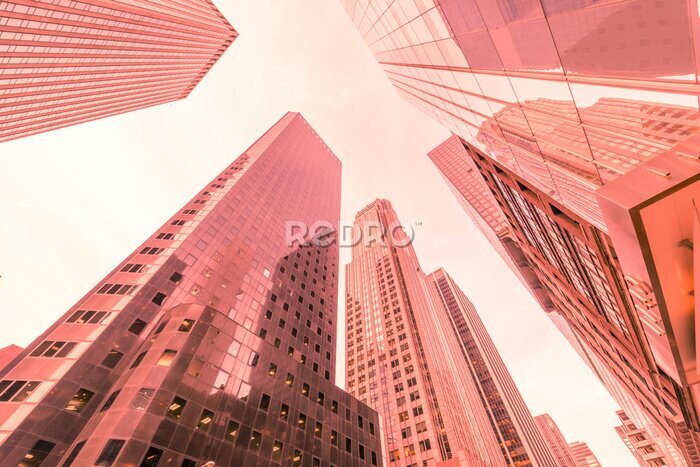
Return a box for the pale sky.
[0,1,635,465]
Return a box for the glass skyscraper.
[345,198,556,466]
[0,113,382,466]
[341,1,700,463]
[0,0,237,142]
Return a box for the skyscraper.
[429,268,556,466]
[345,198,552,466]
[0,0,237,143]
[0,113,382,466]
[568,442,601,467]
[533,414,577,467]
[615,410,677,467]
[341,1,700,462]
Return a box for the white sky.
[0,2,635,465]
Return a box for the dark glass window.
[95,439,125,466]
[101,390,121,412]
[177,319,195,332]
[128,319,147,335]
[65,388,94,413]
[249,431,262,450]
[140,446,163,467]
[101,350,124,369]
[63,441,86,467]
[166,396,186,420]
[197,409,214,431]
[20,440,55,467]
[225,420,240,442]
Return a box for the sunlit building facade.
[615,409,677,467]
[0,113,382,466]
[533,414,576,467]
[429,269,556,466]
[0,0,237,143]
[568,441,601,467]
[345,198,547,466]
[341,1,700,463]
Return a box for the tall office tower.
[568,442,601,467]
[429,268,556,466]
[0,113,382,466]
[346,198,516,467]
[615,410,677,467]
[0,0,237,143]
[341,1,700,463]
[533,414,577,467]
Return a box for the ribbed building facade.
[568,442,601,467]
[345,198,553,466]
[429,269,556,467]
[0,113,382,466]
[615,409,678,467]
[533,414,576,467]
[0,0,237,142]
[341,1,700,464]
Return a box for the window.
[358,415,364,428]
[360,445,366,460]
[292,450,302,467]
[152,292,167,306]
[332,400,338,414]
[268,363,277,377]
[280,403,289,420]
[298,412,306,428]
[131,388,154,410]
[101,350,124,369]
[372,451,378,466]
[177,319,195,332]
[166,396,186,420]
[130,351,147,369]
[154,320,168,335]
[30,341,76,358]
[315,421,322,437]
[402,427,412,439]
[302,383,309,397]
[19,440,55,466]
[197,409,214,431]
[65,388,94,413]
[331,430,338,446]
[225,420,240,442]
[317,391,324,406]
[412,406,423,417]
[156,349,177,367]
[128,319,147,335]
[313,458,320,467]
[370,422,375,435]
[96,283,138,295]
[101,390,120,412]
[416,421,427,433]
[285,373,294,387]
[120,263,149,273]
[95,439,125,466]
[0,380,40,402]
[272,441,283,461]
[250,431,262,450]
[63,441,86,466]
[140,446,163,467]
[259,393,270,411]
[169,271,183,283]
[66,309,109,324]
[419,439,431,452]
[345,437,352,453]
[182,459,197,467]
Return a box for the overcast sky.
[0,2,635,465]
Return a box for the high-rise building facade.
[345,198,553,466]
[533,414,577,467]
[0,0,237,143]
[568,441,601,467]
[0,113,382,466]
[341,1,700,463]
[429,268,555,467]
[615,409,677,467]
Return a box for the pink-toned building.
[341,1,700,463]
[429,269,555,466]
[0,0,237,143]
[568,441,601,467]
[0,346,21,372]
[533,414,577,467]
[345,199,555,466]
[0,113,382,466]
[615,410,677,467]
